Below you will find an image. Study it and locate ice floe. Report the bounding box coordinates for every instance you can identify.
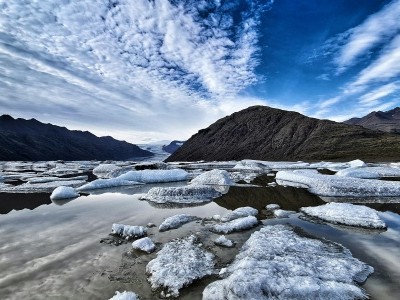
[118,169,188,183]
[265,204,280,210]
[336,167,400,179]
[28,175,88,184]
[273,209,295,218]
[77,178,141,191]
[276,169,400,197]
[111,224,147,239]
[93,164,120,178]
[301,203,386,229]
[214,235,234,248]
[0,179,86,193]
[50,186,79,200]
[146,235,214,297]
[203,224,373,300]
[132,237,156,253]
[140,186,221,204]
[211,216,259,234]
[109,291,140,300]
[220,207,258,222]
[190,169,234,186]
[348,159,367,168]
[159,214,199,232]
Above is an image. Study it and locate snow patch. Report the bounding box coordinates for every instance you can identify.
[273,209,295,218]
[214,235,234,247]
[109,291,140,300]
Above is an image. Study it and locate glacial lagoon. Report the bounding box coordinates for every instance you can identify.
[0,160,399,299]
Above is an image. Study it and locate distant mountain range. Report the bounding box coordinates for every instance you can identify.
[344,107,400,134]
[162,140,185,154]
[166,106,400,162]
[0,115,153,161]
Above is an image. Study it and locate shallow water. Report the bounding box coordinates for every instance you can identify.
[0,178,399,299]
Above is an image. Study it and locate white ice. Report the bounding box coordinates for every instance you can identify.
[211,216,258,234]
[336,166,400,179]
[146,235,214,297]
[348,159,367,168]
[273,209,295,218]
[118,169,188,183]
[77,178,141,191]
[111,224,147,239]
[109,291,140,300]
[93,164,120,178]
[220,207,258,222]
[276,169,400,197]
[301,203,386,229]
[140,185,220,204]
[265,204,280,211]
[203,225,373,300]
[28,175,88,184]
[159,214,198,232]
[214,235,234,247]
[190,169,234,186]
[132,237,156,253]
[0,179,86,193]
[50,186,79,200]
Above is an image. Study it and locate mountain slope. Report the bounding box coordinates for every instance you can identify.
[0,115,152,161]
[344,107,400,134]
[166,106,400,162]
[162,140,185,154]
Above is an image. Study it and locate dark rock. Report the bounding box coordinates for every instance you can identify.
[166,105,400,162]
[162,140,185,154]
[0,115,153,160]
[344,107,400,134]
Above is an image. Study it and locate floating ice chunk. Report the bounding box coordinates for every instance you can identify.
[50,186,79,200]
[111,224,147,239]
[233,160,265,172]
[336,167,400,179]
[301,203,386,229]
[132,237,155,253]
[109,291,140,300]
[276,169,400,197]
[0,179,86,193]
[348,159,366,168]
[214,235,234,247]
[229,172,258,183]
[159,214,199,232]
[140,186,220,204]
[265,204,280,211]
[28,175,88,184]
[273,209,295,218]
[146,235,214,297]
[77,178,141,191]
[190,169,234,186]
[220,207,258,222]
[93,164,120,178]
[211,216,258,234]
[118,169,188,183]
[203,225,373,300]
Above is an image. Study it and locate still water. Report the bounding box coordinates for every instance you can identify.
[0,181,399,299]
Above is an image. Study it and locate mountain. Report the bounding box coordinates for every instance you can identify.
[166,106,400,162]
[344,107,400,134]
[0,115,153,161]
[162,140,185,154]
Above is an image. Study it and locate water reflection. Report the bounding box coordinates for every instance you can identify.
[0,193,51,214]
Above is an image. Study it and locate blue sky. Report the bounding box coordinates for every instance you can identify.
[0,0,399,142]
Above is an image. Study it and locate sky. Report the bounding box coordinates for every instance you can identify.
[0,0,399,143]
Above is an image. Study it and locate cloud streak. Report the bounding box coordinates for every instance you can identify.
[0,0,271,142]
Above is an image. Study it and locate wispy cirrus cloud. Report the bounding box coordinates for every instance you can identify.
[0,0,272,142]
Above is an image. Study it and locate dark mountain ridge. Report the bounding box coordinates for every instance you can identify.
[166,106,400,162]
[0,115,152,161]
[344,107,400,134]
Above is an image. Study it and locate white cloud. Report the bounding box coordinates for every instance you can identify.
[359,82,400,106]
[0,0,272,142]
[334,0,400,71]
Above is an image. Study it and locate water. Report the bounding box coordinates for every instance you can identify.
[0,178,399,299]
